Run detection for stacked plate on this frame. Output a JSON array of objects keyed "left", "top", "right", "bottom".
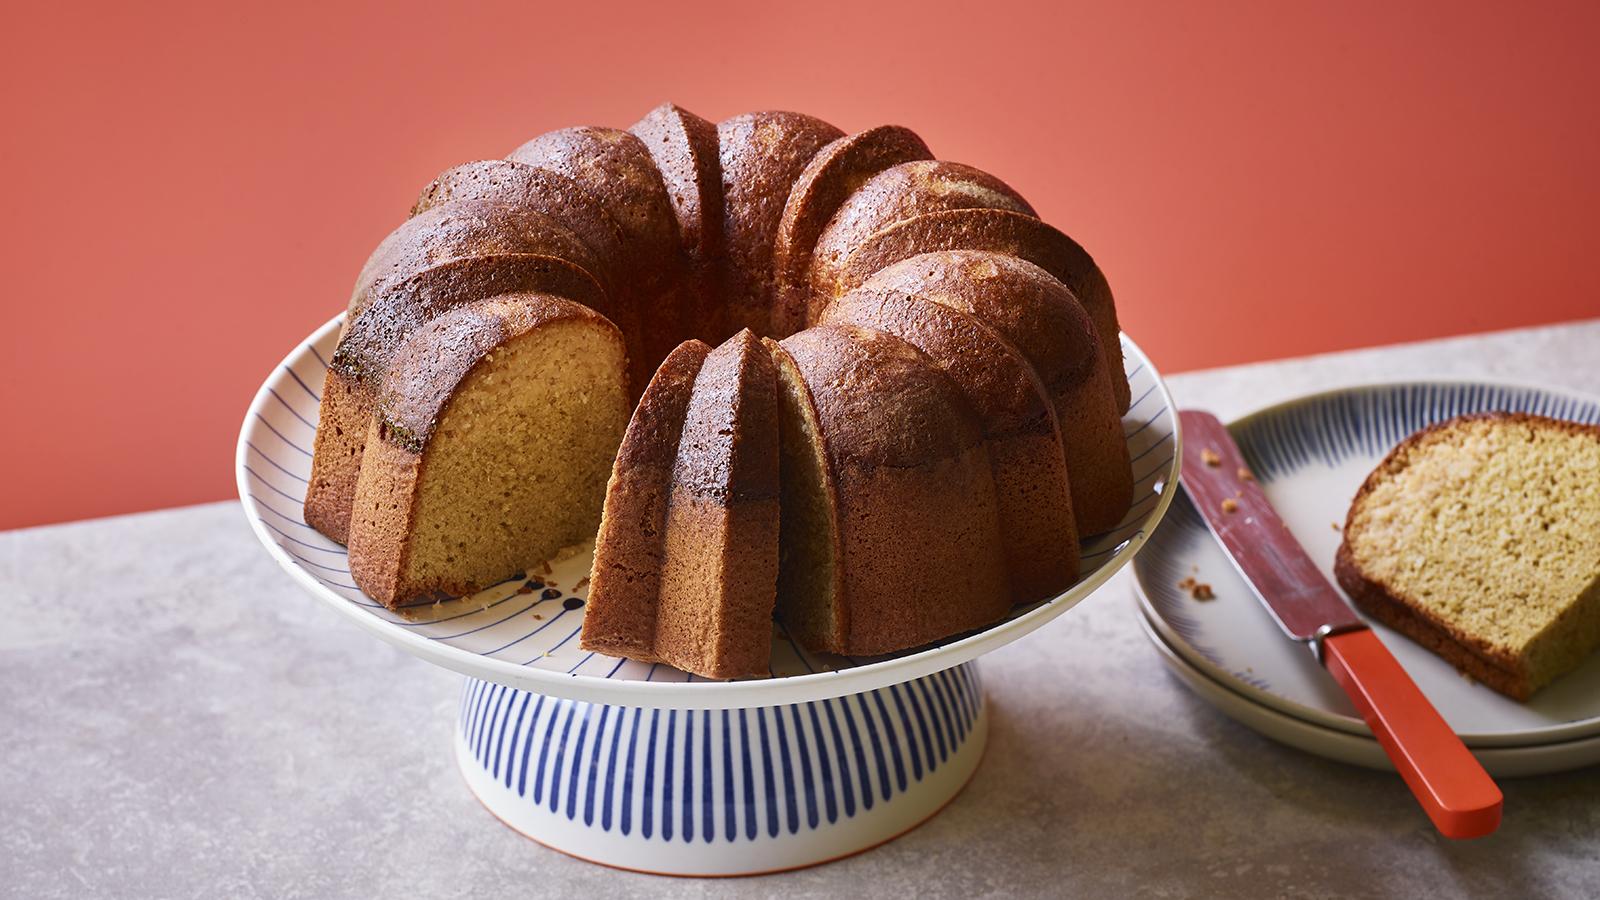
[{"left": 1133, "top": 381, "right": 1600, "bottom": 777}]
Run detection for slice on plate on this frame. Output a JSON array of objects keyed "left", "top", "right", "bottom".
[{"left": 1335, "top": 413, "right": 1600, "bottom": 700}]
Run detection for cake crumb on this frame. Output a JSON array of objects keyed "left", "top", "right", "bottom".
[
  {"left": 1201, "top": 448, "right": 1222, "bottom": 467},
  {"left": 533, "top": 613, "right": 543, "bottom": 620},
  {"left": 1221, "top": 498, "right": 1239, "bottom": 514},
  {"left": 573, "top": 576, "right": 590, "bottom": 593},
  {"left": 541, "top": 562, "right": 554, "bottom": 575},
  {"left": 1237, "top": 466, "right": 1255, "bottom": 482},
  {"left": 517, "top": 583, "right": 536, "bottom": 595},
  {"left": 1331, "top": 521, "right": 1342, "bottom": 532},
  {"left": 1177, "top": 576, "right": 1217, "bottom": 600}
]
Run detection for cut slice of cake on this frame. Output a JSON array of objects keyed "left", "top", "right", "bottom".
[
  {"left": 1334, "top": 413, "right": 1600, "bottom": 700},
  {"left": 819, "top": 287, "right": 1081, "bottom": 602},
  {"left": 581, "top": 330, "right": 780, "bottom": 679},
  {"left": 855, "top": 250, "right": 1133, "bottom": 535},
  {"left": 653, "top": 329, "right": 781, "bottom": 678},
  {"left": 346, "top": 293, "right": 630, "bottom": 607},
  {"left": 767, "top": 324, "right": 1010, "bottom": 656},
  {"left": 581, "top": 339, "right": 710, "bottom": 666},
  {"left": 831, "top": 208, "right": 1128, "bottom": 412}
]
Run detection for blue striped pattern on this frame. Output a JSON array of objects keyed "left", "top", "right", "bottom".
[
  {"left": 456, "top": 664, "right": 984, "bottom": 841},
  {"left": 1232, "top": 382, "right": 1600, "bottom": 484},
  {"left": 241, "top": 318, "right": 1176, "bottom": 682}
]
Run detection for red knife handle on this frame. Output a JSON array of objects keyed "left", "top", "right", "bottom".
[{"left": 1323, "top": 629, "right": 1503, "bottom": 839}]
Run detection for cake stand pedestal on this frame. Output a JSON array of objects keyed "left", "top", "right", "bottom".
[
  {"left": 238, "top": 319, "right": 1180, "bottom": 877},
  {"left": 452, "top": 663, "right": 986, "bottom": 875}
]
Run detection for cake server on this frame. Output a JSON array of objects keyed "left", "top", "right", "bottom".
[{"left": 1176, "top": 410, "right": 1502, "bottom": 839}]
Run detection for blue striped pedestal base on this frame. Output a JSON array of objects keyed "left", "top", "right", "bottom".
[{"left": 455, "top": 662, "right": 987, "bottom": 876}]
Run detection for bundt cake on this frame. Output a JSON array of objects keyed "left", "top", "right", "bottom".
[
  {"left": 307, "top": 103, "right": 1134, "bottom": 678},
  {"left": 344, "top": 293, "right": 629, "bottom": 605},
  {"left": 582, "top": 330, "right": 780, "bottom": 678}
]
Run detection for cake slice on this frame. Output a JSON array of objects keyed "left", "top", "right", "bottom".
[
  {"left": 807, "top": 159, "right": 1036, "bottom": 308},
  {"left": 581, "top": 340, "right": 710, "bottom": 666},
  {"left": 581, "top": 330, "right": 780, "bottom": 679},
  {"left": 830, "top": 208, "right": 1128, "bottom": 412},
  {"left": 767, "top": 325, "right": 1010, "bottom": 656},
  {"left": 654, "top": 330, "right": 781, "bottom": 677},
  {"left": 716, "top": 111, "right": 844, "bottom": 336},
  {"left": 346, "top": 293, "right": 630, "bottom": 607},
  {"left": 769, "top": 125, "right": 932, "bottom": 335},
  {"left": 856, "top": 251, "right": 1133, "bottom": 535},
  {"left": 820, "top": 288, "right": 1081, "bottom": 602},
  {"left": 306, "top": 250, "right": 610, "bottom": 545},
  {"left": 347, "top": 199, "right": 602, "bottom": 323},
  {"left": 1334, "top": 413, "right": 1600, "bottom": 700}
]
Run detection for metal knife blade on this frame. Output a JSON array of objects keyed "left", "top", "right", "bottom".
[{"left": 1177, "top": 409, "right": 1365, "bottom": 653}]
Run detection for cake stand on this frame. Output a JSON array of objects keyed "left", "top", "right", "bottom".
[{"left": 238, "top": 315, "right": 1181, "bottom": 875}]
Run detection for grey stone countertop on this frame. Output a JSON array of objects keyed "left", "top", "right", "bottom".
[{"left": 5, "top": 319, "right": 1599, "bottom": 899}]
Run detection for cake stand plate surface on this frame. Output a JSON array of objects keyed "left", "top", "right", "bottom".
[{"left": 239, "top": 315, "right": 1180, "bottom": 874}]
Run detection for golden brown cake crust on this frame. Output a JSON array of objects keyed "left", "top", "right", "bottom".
[
  {"left": 507, "top": 126, "right": 681, "bottom": 290},
  {"left": 672, "top": 330, "right": 781, "bottom": 504},
  {"left": 347, "top": 292, "right": 626, "bottom": 607},
  {"left": 628, "top": 103, "right": 723, "bottom": 277},
  {"left": 581, "top": 340, "right": 712, "bottom": 665},
  {"left": 819, "top": 289, "right": 1079, "bottom": 600},
  {"left": 508, "top": 124, "right": 690, "bottom": 392},
  {"left": 770, "top": 126, "right": 932, "bottom": 335},
  {"left": 833, "top": 208, "right": 1128, "bottom": 411},
  {"left": 779, "top": 325, "right": 985, "bottom": 467},
  {"left": 1334, "top": 412, "right": 1600, "bottom": 701},
  {"left": 411, "top": 160, "right": 627, "bottom": 293},
  {"left": 807, "top": 159, "right": 1035, "bottom": 307},
  {"left": 349, "top": 199, "right": 605, "bottom": 323},
  {"left": 717, "top": 111, "right": 844, "bottom": 336},
  {"left": 652, "top": 330, "right": 781, "bottom": 677},
  {"left": 374, "top": 292, "right": 617, "bottom": 450},
  {"left": 307, "top": 254, "right": 610, "bottom": 544},
  {"left": 776, "top": 325, "right": 1010, "bottom": 654},
  {"left": 856, "top": 250, "right": 1133, "bottom": 534}
]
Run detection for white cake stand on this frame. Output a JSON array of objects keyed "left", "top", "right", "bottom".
[{"left": 238, "top": 315, "right": 1181, "bottom": 875}]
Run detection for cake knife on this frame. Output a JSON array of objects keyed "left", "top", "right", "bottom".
[{"left": 1176, "top": 410, "right": 1502, "bottom": 839}]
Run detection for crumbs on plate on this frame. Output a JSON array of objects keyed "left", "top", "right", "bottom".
[
  {"left": 1220, "top": 498, "right": 1239, "bottom": 514},
  {"left": 1178, "top": 575, "right": 1216, "bottom": 601},
  {"left": 1201, "top": 448, "right": 1222, "bottom": 467}
]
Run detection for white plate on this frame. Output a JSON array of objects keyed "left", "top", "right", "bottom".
[
  {"left": 1137, "top": 606, "right": 1600, "bottom": 777},
  {"left": 1134, "top": 381, "right": 1600, "bottom": 747},
  {"left": 238, "top": 315, "right": 1181, "bottom": 708}
]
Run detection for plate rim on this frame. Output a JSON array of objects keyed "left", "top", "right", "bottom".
[
  {"left": 238, "top": 315, "right": 1183, "bottom": 708},
  {"left": 1135, "top": 377, "right": 1600, "bottom": 746},
  {"left": 1136, "top": 602, "right": 1600, "bottom": 778}
]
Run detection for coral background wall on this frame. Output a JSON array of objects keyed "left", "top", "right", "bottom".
[{"left": 3, "top": 1, "right": 1598, "bottom": 530}]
